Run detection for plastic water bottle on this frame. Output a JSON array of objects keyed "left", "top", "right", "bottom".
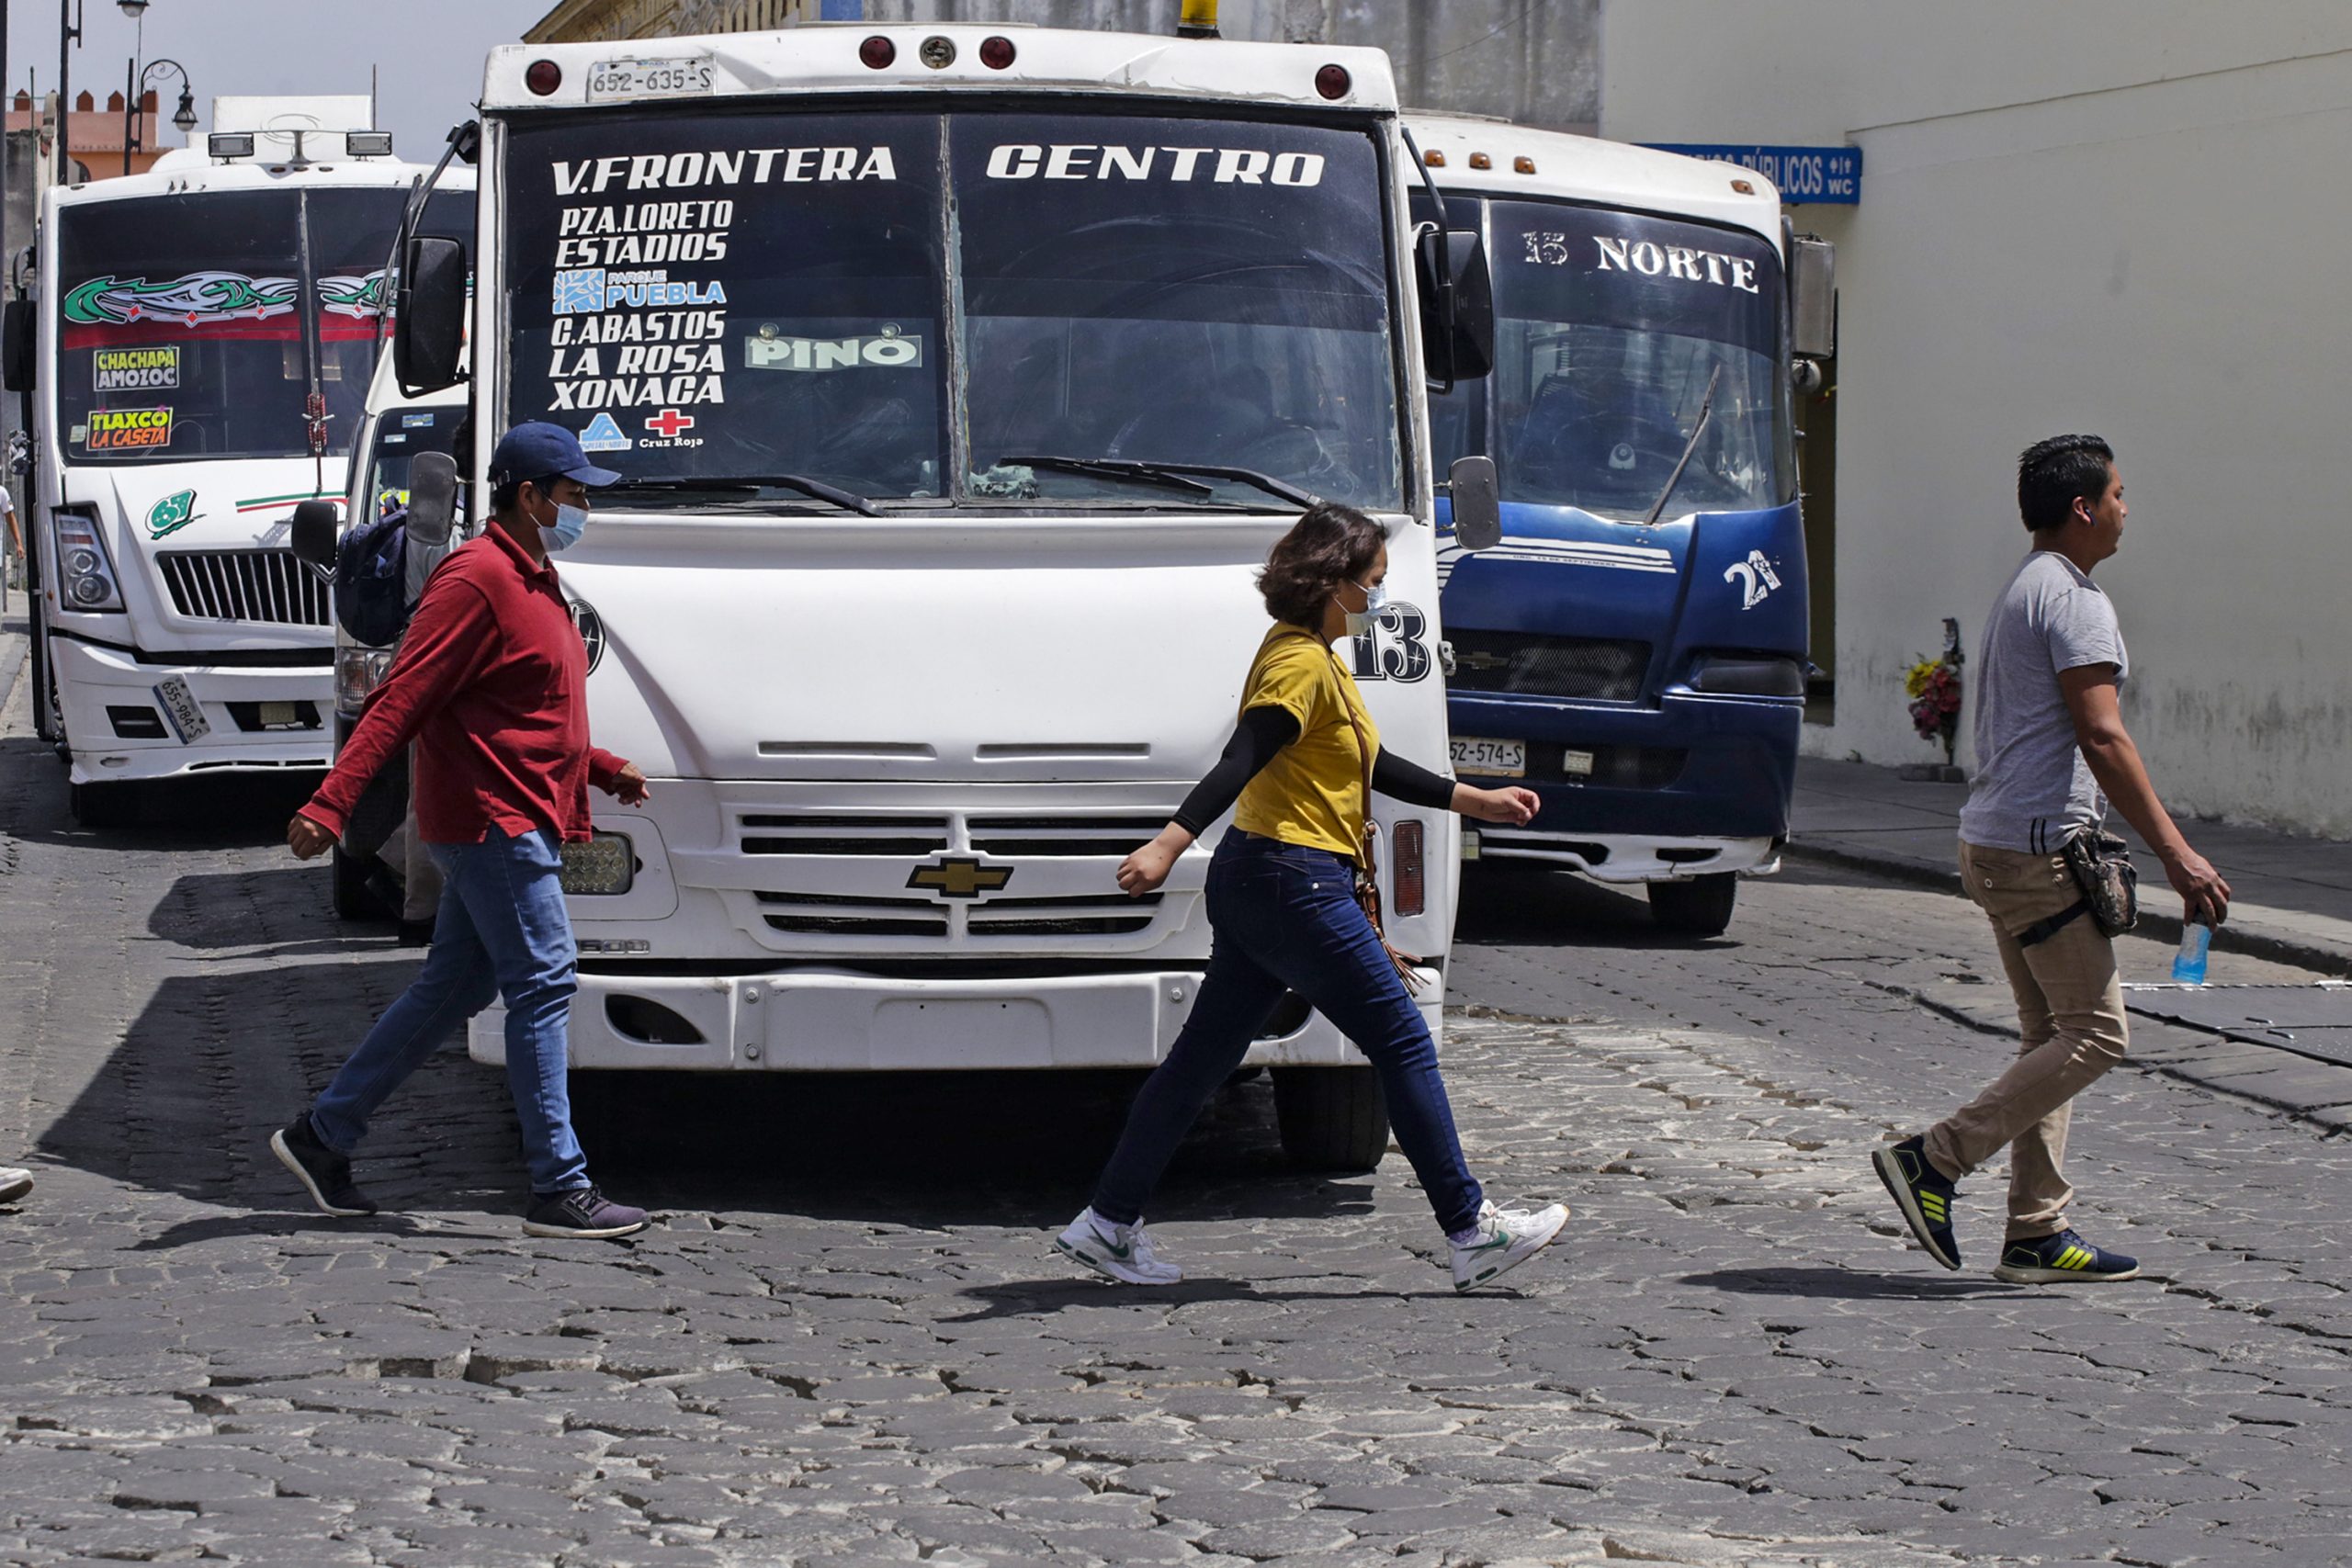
[{"left": 2172, "top": 921, "right": 2211, "bottom": 986}]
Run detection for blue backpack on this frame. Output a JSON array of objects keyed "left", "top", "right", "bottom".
[{"left": 333, "top": 505, "right": 410, "bottom": 648}]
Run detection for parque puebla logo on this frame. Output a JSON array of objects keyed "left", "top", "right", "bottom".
[{"left": 146, "top": 489, "right": 198, "bottom": 539}]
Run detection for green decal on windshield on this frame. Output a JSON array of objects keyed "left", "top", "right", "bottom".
[
  {"left": 64, "top": 270, "right": 300, "bottom": 327},
  {"left": 147, "top": 489, "right": 198, "bottom": 539},
  {"left": 317, "top": 270, "right": 389, "bottom": 321}
]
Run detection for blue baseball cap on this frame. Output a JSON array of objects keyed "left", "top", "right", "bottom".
[{"left": 488, "top": 421, "right": 622, "bottom": 489}]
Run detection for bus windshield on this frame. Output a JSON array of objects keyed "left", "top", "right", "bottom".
[
  {"left": 501, "top": 108, "right": 1403, "bottom": 510},
  {"left": 56, "top": 186, "right": 471, "bottom": 466},
  {"left": 1436, "top": 198, "right": 1787, "bottom": 520}
]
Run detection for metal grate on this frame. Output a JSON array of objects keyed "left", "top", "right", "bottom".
[
  {"left": 1449, "top": 631, "right": 1651, "bottom": 701},
  {"left": 967, "top": 816, "right": 1168, "bottom": 857},
  {"left": 157, "top": 548, "right": 330, "bottom": 626},
  {"left": 740, "top": 814, "right": 951, "bottom": 856}
]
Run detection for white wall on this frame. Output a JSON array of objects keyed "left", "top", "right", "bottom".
[{"left": 1601, "top": 2, "right": 2352, "bottom": 835}]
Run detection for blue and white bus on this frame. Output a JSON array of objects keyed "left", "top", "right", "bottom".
[{"left": 1412, "top": 117, "right": 1831, "bottom": 933}]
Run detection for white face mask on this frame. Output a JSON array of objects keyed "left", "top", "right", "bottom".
[{"left": 1341, "top": 577, "right": 1389, "bottom": 638}]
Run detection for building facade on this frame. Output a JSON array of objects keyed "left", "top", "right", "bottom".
[{"left": 1601, "top": 0, "right": 2352, "bottom": 837}]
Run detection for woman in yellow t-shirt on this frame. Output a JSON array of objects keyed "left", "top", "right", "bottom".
[{"left": 1054, "top": 503, "right": 1570, "bottom": 1294}]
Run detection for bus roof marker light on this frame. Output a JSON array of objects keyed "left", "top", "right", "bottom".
[
  {"left": 525, "top": 60, "right": 562, "bottom": 96},
  {"left": 1422, "top": 149, "right": 1445, "bottom": 168},
  {"left": 207, "top": 132, "right": 254, "bottom": 160},
  {"left": 979, "top": 35, "right": 1016, "bottom": 69},
  {"left": 859, "top": 35, "right": 896, "bottom": 69},
  {"left": 1514, "top": 156, "right": 1537, "bottom": 175},
  {"left": 920, "top": 35, "right": 956, "bottom": 69},
  {"left": 1731, "top": 178, "right": 1757, "bottom": 194},
  {"left": 1468, "top": 152, "right": 1492, "bottom": 170},
  {"left": 1315, "top": 63, "right": 1351, "bottom": 100}
]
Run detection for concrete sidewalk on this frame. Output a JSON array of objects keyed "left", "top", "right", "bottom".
[{"left": 1792, "top": 754, "right": 2352, "bottom": 975}]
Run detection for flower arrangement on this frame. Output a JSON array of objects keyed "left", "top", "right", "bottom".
[{"left": 1904, "top": 651, "right": 1963, "bottom": 765}]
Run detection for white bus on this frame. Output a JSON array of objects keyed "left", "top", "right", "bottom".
[
  {"left": 7, "top": 130, "right": 469, "bottom": 824},
  {"left": 387, "top": 22, "right": 1497, "bottom": 1167}
]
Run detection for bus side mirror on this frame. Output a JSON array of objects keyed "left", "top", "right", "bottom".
[
  {"left": 2, "top": 299, "right": 34, "bottom": 391},
  {"left": 1789, "top": 233, "right": 1836, "bottom": 361},
  {"left": 1449, "top": 455, "right": 1501, "bottom": 551},
  {"left": 1415, "top": 229, "right": 1496, "bottom": 388},
  {"left": 405, "top": 452, "right": 459, "bottom": 547},
  {"left": 288, "top": 499, "right": 340, "bottom": 570},
  {"left": 394, "top": 235, "right": 468, "bottom": 395}
]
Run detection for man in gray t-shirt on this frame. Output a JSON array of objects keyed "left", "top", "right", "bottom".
[
  {"left": 1872, "top": 434, "right": 2229, "bottom": 1287},
  {"left": 1957, "top": 551, "right": 2128, "bottom": 854}
]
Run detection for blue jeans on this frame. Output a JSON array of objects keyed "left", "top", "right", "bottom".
[
  {"left": 309, "top": 826, "right": 589, "bottom": 1195},
  {"left": 1091, "top": 833, "right": 1485, "bottom": 1234}
]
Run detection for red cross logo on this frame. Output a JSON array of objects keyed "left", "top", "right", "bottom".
[{"left": 645, "top": 409, "right": 695, "bottom": 439}]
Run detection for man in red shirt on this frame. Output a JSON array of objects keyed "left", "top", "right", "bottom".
[{"left": 271, "top": 423, "right": 650, "bottom": 1239}]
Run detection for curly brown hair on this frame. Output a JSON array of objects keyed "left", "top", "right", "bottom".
[{"left": 1259, "top": 502, "right": 1386, "bottom": 628}]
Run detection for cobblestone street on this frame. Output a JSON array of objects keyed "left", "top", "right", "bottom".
[{"left": 6, "top": 663, "right": 2352, "bottom": 1567}]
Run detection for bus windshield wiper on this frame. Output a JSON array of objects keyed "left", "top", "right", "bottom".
[
  {"left": 1005, "top": 456, "right": 1318, "bottom": 510},
  {"left": 603, "top": 475, "right": 882, "bottom": 517},
  {"left": 1642, "top": 364, "right": 1723, "bottom": 527}
]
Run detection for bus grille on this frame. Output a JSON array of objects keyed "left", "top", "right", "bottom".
[
  {"left": 158, "top": 548, "right": 330, "bottom": 626},
  {"left": 1448, "top": 632, "right": 1650, "bottom": 701}
]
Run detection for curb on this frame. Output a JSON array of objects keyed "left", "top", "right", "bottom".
[
  {"left": 0, "top": 622, "right": 25, "bottom": 719},
  {"left": 1786, "top": 838, "right": 2352, "bottom": 979}
]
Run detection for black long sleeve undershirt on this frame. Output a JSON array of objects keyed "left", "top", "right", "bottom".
[{"left": 1170, "top": 705, "right": 1459, "bottom": 835}]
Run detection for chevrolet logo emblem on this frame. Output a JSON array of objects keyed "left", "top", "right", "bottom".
[{"left": 907, "top": 856, "right": 1013, "bottom": 899}]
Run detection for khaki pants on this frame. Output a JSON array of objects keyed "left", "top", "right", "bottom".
[{"left": 1925, "top": 840, "right": 2130, "bottom": 1240}]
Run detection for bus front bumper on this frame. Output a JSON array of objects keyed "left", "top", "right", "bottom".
[
  {"left": 52, "top": 637, "right": 333, "bottom": 785},
  {"left": 467, "top": 964, "right": 1445, "bottom": 1072}
]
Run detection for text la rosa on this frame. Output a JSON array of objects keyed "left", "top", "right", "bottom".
[{"left": 548, "top": 343, "right": 726, "bottom": 411}]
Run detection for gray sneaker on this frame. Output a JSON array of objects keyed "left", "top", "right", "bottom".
[{"left": 0, "top": 1166, "right": 31, "bottom": 1205}]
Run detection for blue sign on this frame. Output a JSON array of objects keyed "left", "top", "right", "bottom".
[{"left": 1642, "top": 143, "right": 1861, "bottom": 206}]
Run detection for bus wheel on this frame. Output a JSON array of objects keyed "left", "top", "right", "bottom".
[
  {"left": 1648, "top": 873, "right": 1738, "bottom": 936},
  {"left": 68, "top": 779, "right": 140, "bottom": 829},
  {"left": 1273, "top": 1065, "right": 1389, "bottom": 1172}
]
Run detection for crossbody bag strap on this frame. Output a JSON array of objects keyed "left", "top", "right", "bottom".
[{"left": 1333, "top": 644, "right": 1426, "bottom": 993}]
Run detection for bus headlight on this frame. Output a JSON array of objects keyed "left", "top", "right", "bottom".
[
  {"left": 335, "top": 646, "right": 394, "bottom": 714},
  {"left": 560, "top": 831, "right": 636, "bottom": 897},
  {"left": 51, "top": 512, "right": 123, "bottom": 612},
  {"left": 1688, "top": 655, "right": 1805, "bottom": 696}
]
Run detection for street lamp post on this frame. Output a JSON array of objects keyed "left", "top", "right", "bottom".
[
  {"left": 56, "top": 0, "right": 82, "bottom": 187},
  {"left": 120, "top": 57, "right": 192, "bottom": 176}
]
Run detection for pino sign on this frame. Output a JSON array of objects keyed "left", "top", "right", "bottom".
[{"left": 1641, "top": 143, "right": 1861, "bottom": 206}]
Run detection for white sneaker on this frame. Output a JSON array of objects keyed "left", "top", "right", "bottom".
[
  {"left": 0, "top": 1167, "right": 31, "bottom": 1205},
  {"left": 1053, "top": 1207, "right": 1182, "bottom": 1285},
  {"left": 1450, "top": 1198, "right": 1568, "bottom": 1292}
]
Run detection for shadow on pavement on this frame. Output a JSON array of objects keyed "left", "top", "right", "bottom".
[
  {"left": 1455, "top": 861, "right": 1744, "bottom": 951},
  {"left": 944, "top": 1276, "right": 1472, "bottom": 1322},
  {"left": 0, "top": 733, "right": 322, "bottom": 849},
  {"left": 1680, "top": 1266, "right": 2018, "bottom": 1302},
  {"left": 145, "top": 867, "right": 363, "bottom": 956},
  {"left": 40, "top": 951, "right": 1352, "bottom": 1232}
]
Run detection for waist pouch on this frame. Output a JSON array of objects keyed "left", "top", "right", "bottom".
[{"left": 2016, "top": 829, "right": 2139, "bottom": 948}]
